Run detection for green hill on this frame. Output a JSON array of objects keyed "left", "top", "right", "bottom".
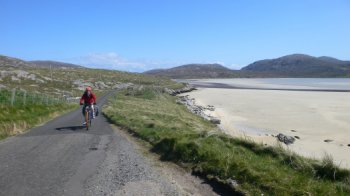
[
  {"left": 143, "top": 54, "right": 350, "bottom": 78},
  {"left": 144, "top": 63, "right": 237, "bottom": 78},
  {"left": 0, "top": 54, "right": 182, "bottom": 97},
  {"left": 242, "top": 54, "right": 350, "bottom": 77}
]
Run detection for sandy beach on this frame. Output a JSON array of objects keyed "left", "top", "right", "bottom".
[{"left": 182, "top": 79, "right": 350, "bottom": 168}]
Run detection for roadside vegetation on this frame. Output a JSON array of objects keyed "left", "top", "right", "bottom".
[
  {"left": 0, "top": 88, "right": 78, "bottom": 140},
  {"left": 103, "top": 87, "right": 350, "bottom": 195},
  {"left": 1, "top": 57, "right": 183, "bottom": 140}
]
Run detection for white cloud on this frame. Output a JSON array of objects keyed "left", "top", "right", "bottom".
[
  {"left": 70, "top": 52, "right": 147, "bottom": 72},
  {"left": 227, "top": 64, "right": 245, "bottom": 70},
  {"left": 66, "top": 52, "right": 242, "bottom": 72},
  {"left": 68, "top": 52, "right": 183, "bottom": 72}
]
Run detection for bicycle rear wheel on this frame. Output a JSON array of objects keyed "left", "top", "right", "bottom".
[
  {"left": 89, "top": 109, "right": 93, "bottom": 127},
  {"left": 85, "top": 110, "right": 89, "bottom": 130}
]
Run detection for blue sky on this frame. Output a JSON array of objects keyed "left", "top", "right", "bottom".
[{"left": 1, "top": 0, "right": 349, "bottom": 72}]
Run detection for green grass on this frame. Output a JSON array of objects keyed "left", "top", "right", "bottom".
[
  {"left": 0, "top": 88, "right": 78, "bottom": 140},
  {"left": 0, "top": 103, "right": 77, "bottom": 140},
  {"left": 103, "top": 88, "right": 350, "bottom": 195}
]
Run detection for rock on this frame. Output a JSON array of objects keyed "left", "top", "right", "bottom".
[
  {"left": 348, "top": 144, "right": 350, "bottom": 147},
  {"left": 164, "top": 88, "right": 175, "bottom": 95},
  {"left": 294, "top": 136, "right": 300, "bottom": 139},
  {"left": 178, "top": 95, "right": 221, "bottom": 125},
  {"left": 291, "top": 130, "right": 297, "bottom": 132},
  {"left": 42, "top": 76, "right": 52, "bottom": 81},
  {"left": 73, "top": 79, "right": 94, "bottom": 90},
  {"left": 112, "top": 82, "right": 134, "bottom": 90},
  {"left": 94, "top": 81, "right": 109, "bottom": 89},
  {"left": 324, "top": 139, "right": 333, "bottom": 143},
  {"left": 226, "top": 178, "right": 238, "bottom": 189},
  {"left": 206, "top": 105, "right": 215, "bottom": 111},
  {"left": 209, "top": 117, "right": 221, "bottom": 124},
  {"left": 164, "top": 84, "right": 196, "bottom": 96},
  {"left": 35, "top": 79, "right": 45, "bottom": 83},
  {"left": 11, "top": 75, "right": 20, "bottom": 81},
  {"left": 277, "top": 133, "right": 295, "bottom": 145}
]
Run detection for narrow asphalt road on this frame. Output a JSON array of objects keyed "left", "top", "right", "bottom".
[{"left": 0, "top": 92, "right": 218, "bottom": 196}]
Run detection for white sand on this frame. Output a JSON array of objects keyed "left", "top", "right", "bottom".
[{"left": 183, "top": 88, "right": 350, "bottom": 168}]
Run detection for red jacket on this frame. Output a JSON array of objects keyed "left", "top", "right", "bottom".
[{"left": 80, "top": 92, "right": 97, "bottom": 105}]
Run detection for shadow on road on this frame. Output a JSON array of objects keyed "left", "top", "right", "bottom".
[{"left": 56, "top": 126, "right": 86, "bottom": 131}]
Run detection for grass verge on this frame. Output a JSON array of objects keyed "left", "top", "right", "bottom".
[
  {"left": 103, "top": 88, "right": 350, "bottom": 195},
  {"left": 0, "top": 103, "right": 78, "bottom": 140}
]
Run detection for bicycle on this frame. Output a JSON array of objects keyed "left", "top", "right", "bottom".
[
  {"left": 84, "top": 105, "right": 93, "bottom": 130},
  {"left": 83, "top": 104, "right": 99, "bottom": 130}
]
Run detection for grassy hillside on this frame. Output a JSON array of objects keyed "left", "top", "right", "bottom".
[
  {"left": 0, "top": 54, "right": 183, "bottom": 140},
  {"left": 0, "top": 66, "right": 182, "bottom": 96},
  {"left": 29, "top": 60, "right": 84, "bottom": 68},
  {"left": 103, "top": 87, "right": 350, "bottom": 195},
  {"left": 0, "top": 54, "right": 183, "bottom": 96}
]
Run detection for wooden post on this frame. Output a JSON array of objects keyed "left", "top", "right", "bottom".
[
  {"left": 46, "top": 95, "right": 49, "bottom": 105},
  {"left": 23, "top": 90, "right": 27, "bottom": 105},
  {"left": 11, "top": 88, "right": 16, "bottom": 106},
  {"left": 32, "top": 93, "right": 36, "bottom": 104}
]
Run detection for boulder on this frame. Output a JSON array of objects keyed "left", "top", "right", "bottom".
[
  {"left": 164, "top": 84, "right": 196, "bottom": 96},
  {"left": 277, "top": 133, "right": 295, "bottom": 145},
  {"left": 324, "top": 139, "right": 333, "bottom": 143},
  {"left": 209, "top": 117, "right": 221, "bottom": 124},
  {"left": 206, "top": 105, "right": 215, "bottom": 111},
  {"left": 94, "top": 81, "right": 109, "bottom": 89},
  {"left": 112, "top": 82, "right": 134, "bottom": 90}
]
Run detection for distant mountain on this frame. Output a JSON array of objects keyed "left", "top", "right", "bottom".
[
  {"left": 0, "top": 55, "right": 84, "bottom": 69},
  {"left": 242, "top": 54, "right": 350, "bottom": 77},
  {"left": 144, "top": 63, "right": 237, "bottom": 78},
  {"left": 144, "top": 54, "right": 350, "bottom": 78},
  {"left": 30, "top": 60, "right": 84, "bottom": 68},
  {"left": 0, "top": 55, "right": 36, "bottom": 68},
  {"left": 317, "top": 56, "right": 349, "bottom": 64}
]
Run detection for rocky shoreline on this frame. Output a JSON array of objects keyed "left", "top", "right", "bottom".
[
  {"left": 164, "top": 84, "right": 221, "bottom": 125},
  {"left": 164, "top": 84, "right": 197, "bottom": 96},
  {"left": 177, "top": 95, "right": 221, "bottom": 124}
]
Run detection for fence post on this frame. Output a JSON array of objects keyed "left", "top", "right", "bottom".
[
  {"left": 23, "top": 90, "right": 27, "bottom": 105},
  {"left": 32, "top": 93, "right": 36, "bottom": 104},
  {"left": 45, "top": 95, "right": 49, "bottom": 105},
  {"left": 11, "top": 88, "right": 16, "bottom": 106}
]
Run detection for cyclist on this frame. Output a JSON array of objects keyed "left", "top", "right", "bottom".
[{"left": 80, "top": 86, "right": 97, "bottom": 125}]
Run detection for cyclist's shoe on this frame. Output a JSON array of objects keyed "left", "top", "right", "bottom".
[{"left": 83, "top": 122, "right": 87, "bottom": 125}]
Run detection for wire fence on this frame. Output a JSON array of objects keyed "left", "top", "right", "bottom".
[{"left": 0, "top": 88, "right": 78, "bottom": 106}]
